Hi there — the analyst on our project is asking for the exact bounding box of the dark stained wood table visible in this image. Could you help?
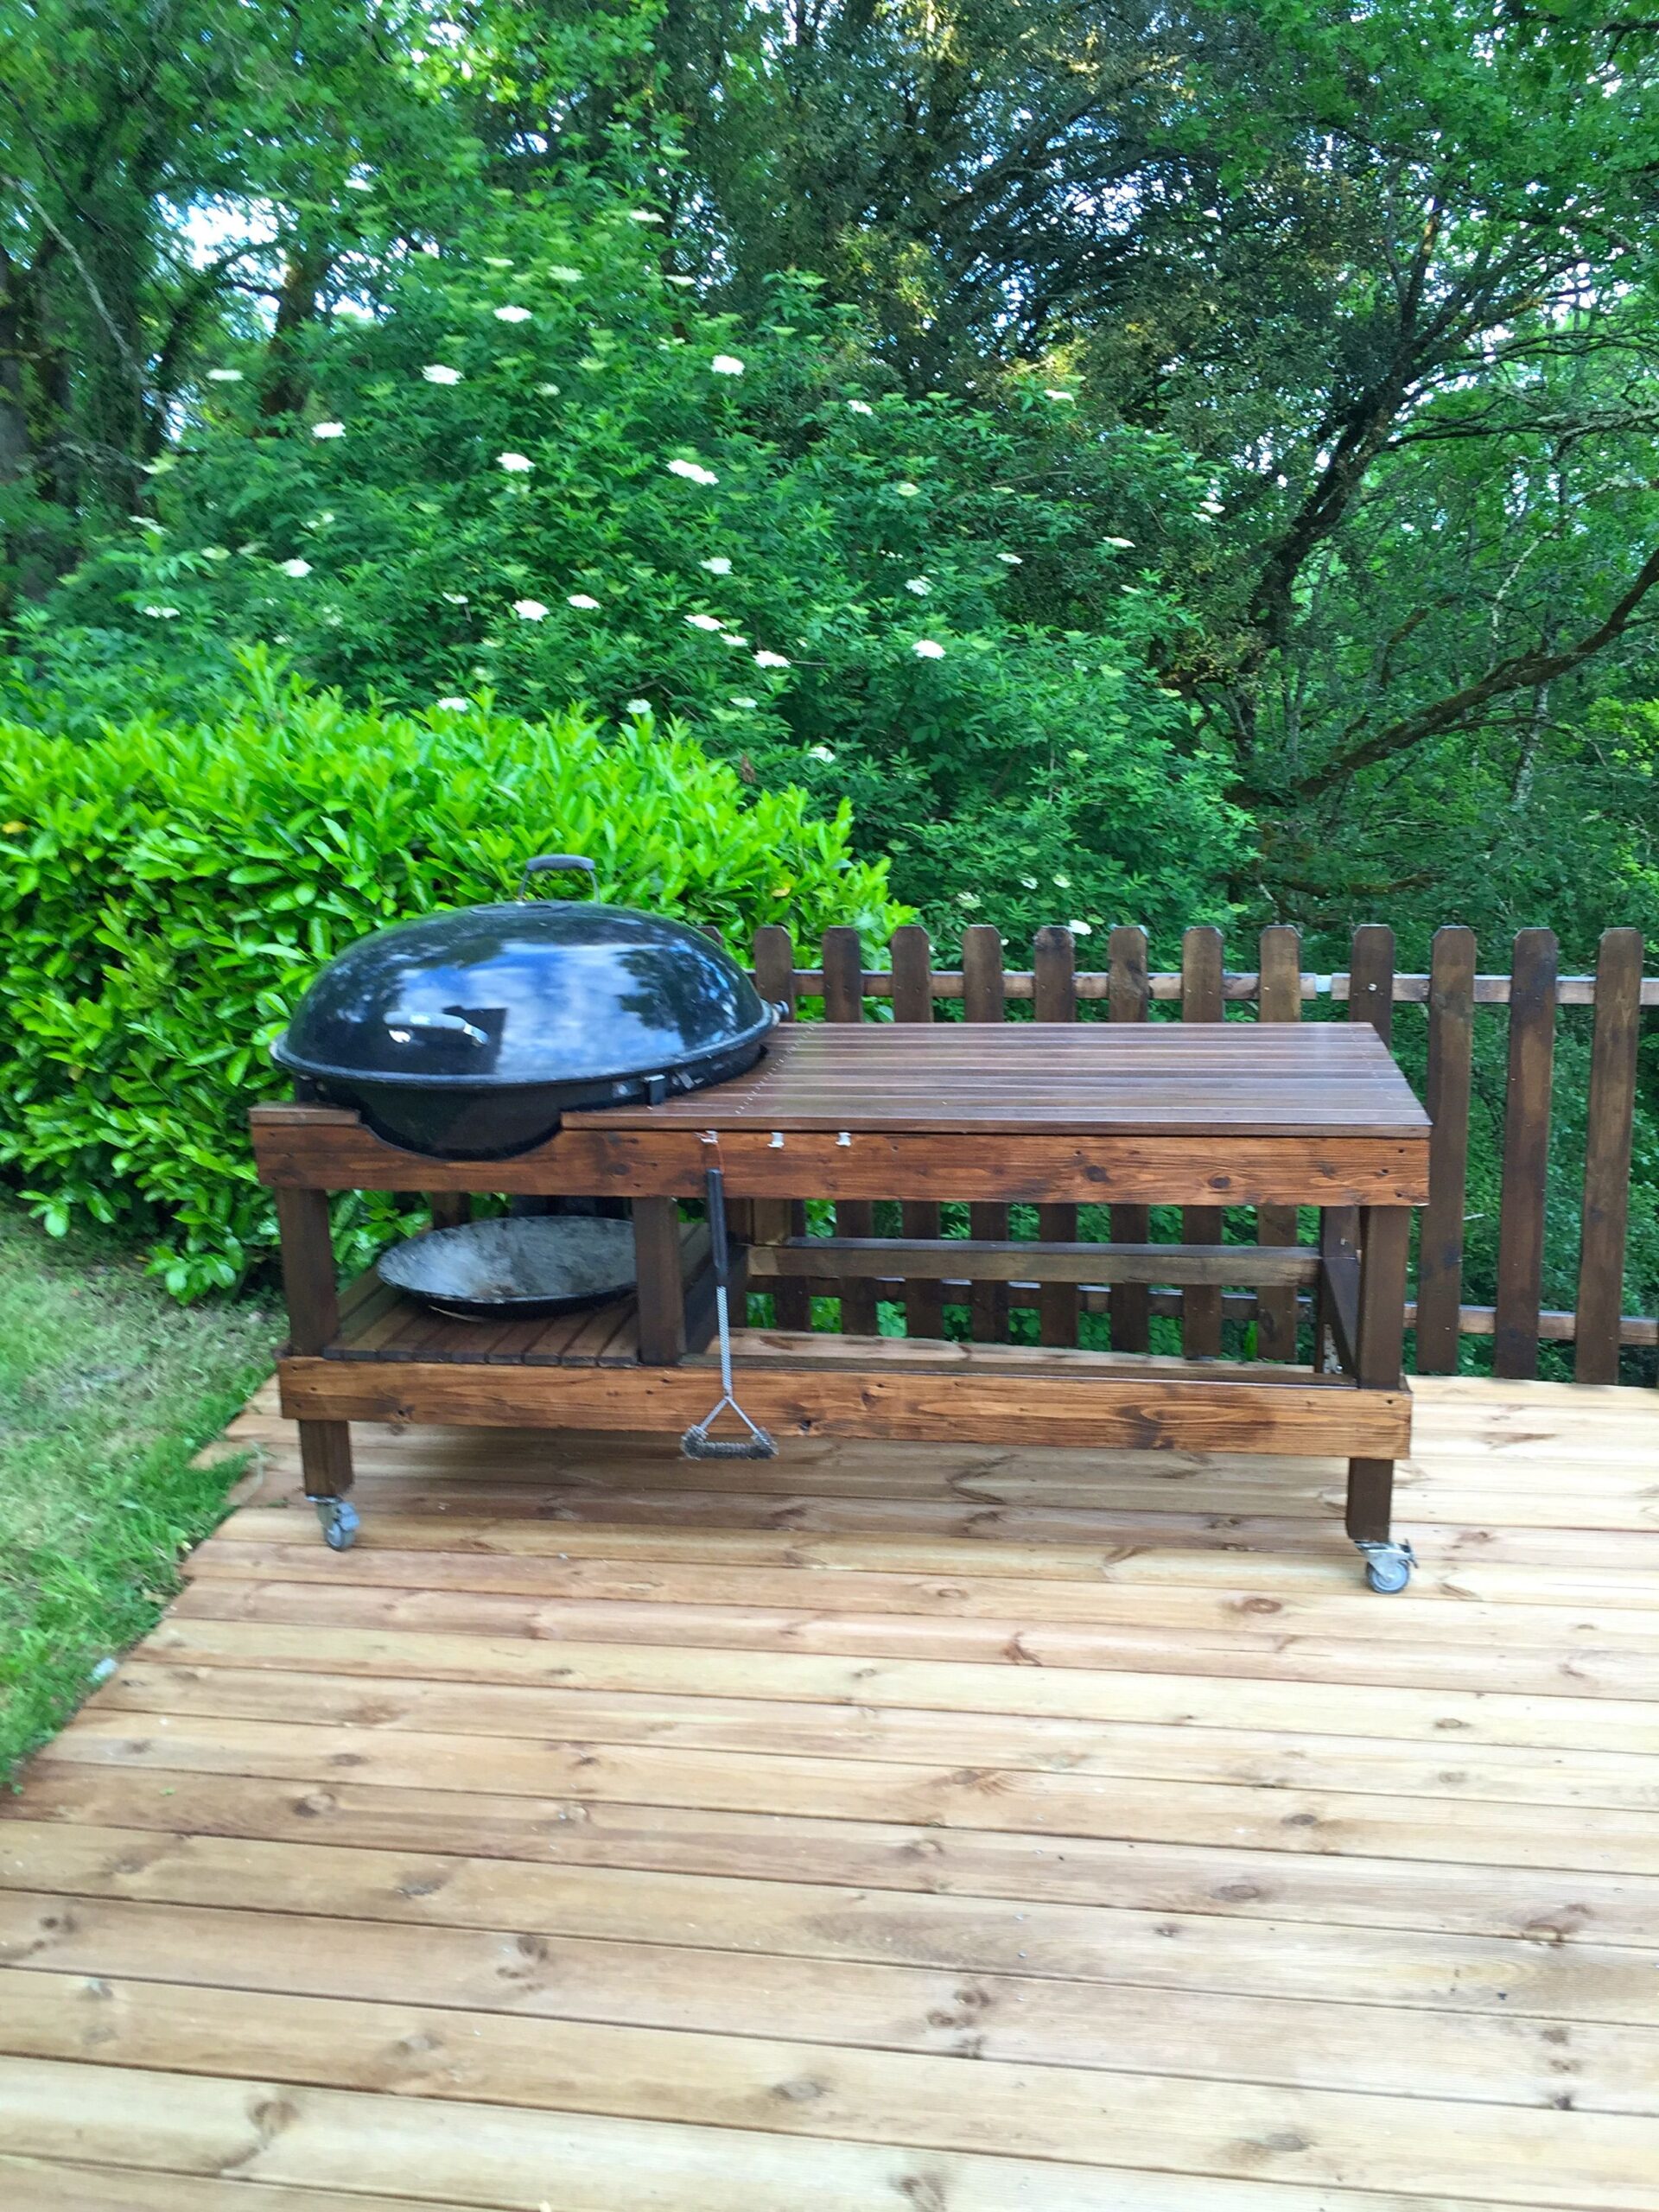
[254,1021,1431,1588]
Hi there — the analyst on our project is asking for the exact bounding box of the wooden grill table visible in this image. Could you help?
[253,1020,1430,1588]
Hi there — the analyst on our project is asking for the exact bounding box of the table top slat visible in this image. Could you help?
[571,1024,1430,1139]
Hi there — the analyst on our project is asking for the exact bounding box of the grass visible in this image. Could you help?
[0,1204,276,1780]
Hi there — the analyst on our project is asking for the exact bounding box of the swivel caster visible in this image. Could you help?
[1357,1539,1414,1594]
[315,1497,360,1552]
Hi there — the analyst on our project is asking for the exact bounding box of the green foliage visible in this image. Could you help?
[0,666,903,1296]
[34,203,1248,940]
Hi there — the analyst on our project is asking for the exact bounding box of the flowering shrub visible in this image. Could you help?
[29,199,1247,945]
[0,667,902,1295]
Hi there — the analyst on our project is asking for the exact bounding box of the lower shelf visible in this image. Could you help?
[279,1332,1410,1458]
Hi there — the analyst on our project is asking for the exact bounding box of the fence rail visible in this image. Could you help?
[733,922,1654,1386]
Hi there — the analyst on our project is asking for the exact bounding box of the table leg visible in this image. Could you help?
[1346,1205,1413,1592]
[276,1187,358,1551]
[634,1198,687,1366]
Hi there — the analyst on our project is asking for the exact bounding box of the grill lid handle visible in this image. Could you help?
[385,1010,490,1048]
[518,854,596,900]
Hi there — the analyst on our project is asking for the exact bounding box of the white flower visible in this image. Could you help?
[436,696,469,711]
[628,209,664,224]
[567,593,601,610]
[422,365,462,385]
[1069,919,1093,935]
[666,458,718,486]
[1198,498,1224,515]
[664,273,696,288]
[753,649,790,668]
[534,382,560,397]
[312,422,346,440]
[279,558,313,578]
[847,399,874,416]
[808,744,836,762]
[1044,387,1076,402]
[625,698,652,715]
[710,353,744,376]
[905,577,931,596]
[493,305,533,324]
[303,511,335,529]
[895,481,920,497]
[1052,874,1071,889]
[512,598,549,620]
[1019,875,1039,889]
[957,891,981,908]
[720,632,747,647]
[685,613,724,632]
[141,604,180,619]
[699,556,732,575]
[729,694,758,709]
[912,639,945,659]
[997,552,1023,565]
[442,591,469,605]
[201,545,231,561]
[206,368,243,384]
[497,451,534,473]
[1105,536,1135,549]
[548,265,582,283]
[483,256,513,269]
[130,516,164,534]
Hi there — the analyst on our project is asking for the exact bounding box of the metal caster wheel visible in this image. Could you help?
[315,1498,360,1552]
[1357,1540,1414,1594]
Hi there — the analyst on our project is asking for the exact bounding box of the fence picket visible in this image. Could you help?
[1494,928,1559,1380]
[963,925,1009,1342]
[891,925,944,1338]
[752,925,810,1331]
[733,920,1649,1383]
[820,927,880,1335]
[1033,926,1079,1347]
[1179,926,1225,1356]
[1255,925,1301,1360]
[1348,923,1396,1047]
[1575,928,1644,1385]
[1415,925,1477,1373]
[1107,925,1151,1353]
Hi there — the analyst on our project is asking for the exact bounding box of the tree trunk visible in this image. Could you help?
[260,238,334,423]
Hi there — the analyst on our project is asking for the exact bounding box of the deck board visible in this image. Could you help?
[3,1375,1657,2209]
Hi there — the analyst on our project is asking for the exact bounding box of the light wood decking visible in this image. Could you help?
[2,1373,1657,2209]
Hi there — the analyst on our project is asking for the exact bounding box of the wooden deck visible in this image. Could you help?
[3,1374,1658,2209]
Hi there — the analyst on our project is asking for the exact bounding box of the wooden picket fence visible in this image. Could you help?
[737,919,1656,1385]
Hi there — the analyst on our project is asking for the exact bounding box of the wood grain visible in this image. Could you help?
[1575,929,1643,1384]
[1107,925,1152,1351]
[1179,926,1224,1356]
[820,928,878,1334]
[1415,923,1477,1372]
[890,925,944,1338]
[750,924,810,1330]
[962,925,1009,1342]
[1033,925,1080,1348]
[1254,925,1302,1360]
[276,1352,1411,1453]
[1495,928,1560,1379]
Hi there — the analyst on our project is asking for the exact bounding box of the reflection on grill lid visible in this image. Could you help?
[272,899,775,1091]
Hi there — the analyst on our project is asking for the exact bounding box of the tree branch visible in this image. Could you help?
[1294,537,1659,796]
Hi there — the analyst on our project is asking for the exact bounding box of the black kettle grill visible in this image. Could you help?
[271,855,778,1158]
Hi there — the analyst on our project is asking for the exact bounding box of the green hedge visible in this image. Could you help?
[0,666,904,1297]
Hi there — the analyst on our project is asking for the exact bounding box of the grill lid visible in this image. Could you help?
[271,856,775,1092]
